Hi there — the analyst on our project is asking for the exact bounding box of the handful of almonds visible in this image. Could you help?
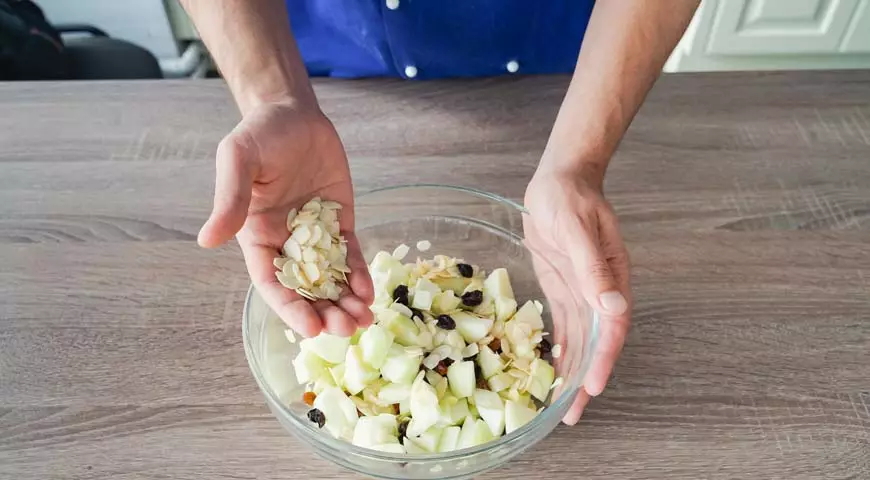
[273,197,350,301]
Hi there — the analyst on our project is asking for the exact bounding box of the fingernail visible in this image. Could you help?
[599,291,627,314]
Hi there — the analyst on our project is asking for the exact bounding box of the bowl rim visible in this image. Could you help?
[242,183,598,462]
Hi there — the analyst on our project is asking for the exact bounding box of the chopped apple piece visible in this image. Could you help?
[477,345,505,379]
[457,416,494,449]
[292,348,328,384]
[446,360,475,399]
[408,372,441,436]
[344,345,379,395]
[312,386,359,439]
[525,358,555,402]
[378,309,420,346]
[473,388,505,436]
[359,324,394,369]
[304,333,351,364]
[505,400,537,434]
[453,311,494,344]
[437,426,462,453]
[380,345,422,385]
[352,414,399,448]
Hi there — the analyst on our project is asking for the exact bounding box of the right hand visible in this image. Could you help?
[198,100,374,337]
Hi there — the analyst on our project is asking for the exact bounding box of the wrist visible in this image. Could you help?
[537,152,608,191]
[233,71,318,118]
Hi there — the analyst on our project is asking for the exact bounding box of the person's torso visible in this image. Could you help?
[286,0,596,78]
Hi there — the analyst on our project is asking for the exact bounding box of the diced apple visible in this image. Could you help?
[378,309,420,346]
[343,345,379,395]
[487,372,514,392]
[500,389,534,409]
[352,414,399,448]
[380,345,422,385]
[411,277,442,311]
[446,360,475,399]
[399,398,411,416]
[504,320,535,359]
[292,348,328,384]
[444,330,466,351]
[513,300,544,331]
[473,389,505,436]
[350,327,365,345]
[378,382,411,404]
[371,443,405,454]
[437,426,461,453]
[403,437,427,454]
[431,290,461,314]
[312,386,359,439]
[369,251,408,295]
[327,363,345,388]
[432,276,471,295]
[305,333,351,364]
[359,324,394,369]
[441,398,469,426]
[453,311,494,344]
[505,400,538,434]
[525,358,555,402]
[457,416,494,449]
[411,426,443,452]
[408,372,441,436]
[477,345,505,379]
[484,268,518,322]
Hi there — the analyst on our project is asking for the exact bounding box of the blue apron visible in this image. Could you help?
[286,0,596,78]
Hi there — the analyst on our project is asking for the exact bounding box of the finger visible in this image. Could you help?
[583,313,629,397]
[198,134,258,248]
[337,292,374,328]
[565,215,628,317]
[342,231,375,305]
[313,300,358,337]
[583,213,632,397]
[240,239,322,337]
[562,388,591,425]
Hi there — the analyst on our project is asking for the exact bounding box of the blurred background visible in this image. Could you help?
[1,0,869,81]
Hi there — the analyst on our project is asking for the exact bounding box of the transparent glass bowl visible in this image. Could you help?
[243,185,598,480]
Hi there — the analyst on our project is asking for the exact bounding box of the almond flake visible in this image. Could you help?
[422,353,442,370]
[283,237,303,261]
[292,263,311,288]
[392,243,410,261]
[302,247,318,263]
[309,224,324,246]
[291,225,312,245]
[321,200,342,210]
[302,262,321,283]
[301,198,322,214]
[390,302,414,318]
[285,208,298,231]
[284,328,297,344]
[273,256,288,269]
[416,240,432,252]
[551,344,563,359]
[550,377,564,390]
[461,343,479,358]
[276,271,299,289]
[533,300,544,314]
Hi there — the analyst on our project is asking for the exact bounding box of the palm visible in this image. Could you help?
[201,102,373,337]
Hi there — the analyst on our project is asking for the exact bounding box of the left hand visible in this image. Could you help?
[524,164,631,425]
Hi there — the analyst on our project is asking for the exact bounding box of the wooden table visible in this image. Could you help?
[1,72,869,479]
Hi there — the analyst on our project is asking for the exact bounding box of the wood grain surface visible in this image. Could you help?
[1,71,869,479]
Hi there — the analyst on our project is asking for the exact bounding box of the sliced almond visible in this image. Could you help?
[284,328,297,344]
[291,225,312,245]
[551,344,562,359]
[276,271,299,289]
[283,237,303,261]
[273,256,288,269]
[285,208,298,231]
[422,353,442,370]
[461,342,479,358]
[302,246,318,263]
[550,377,564,390]
[302,262,321,283]
[321,200,342,210]
[392,243,410,261]
[533,300,544,314]
[416,240,432,252]
[301,198,322,214]
[309,223,324,246]
[291,263,311,288]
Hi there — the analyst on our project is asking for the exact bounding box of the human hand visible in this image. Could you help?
[524,165,631,425]
[198,100,374,337]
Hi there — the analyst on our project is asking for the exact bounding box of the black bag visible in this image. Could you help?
[0,0,70,80]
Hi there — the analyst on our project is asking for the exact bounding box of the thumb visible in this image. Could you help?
[198,135,257,248]
[566,217,628,316]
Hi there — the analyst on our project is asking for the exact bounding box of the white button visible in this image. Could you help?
[506,60,519,73]
[386,0,399,10]
[404,65,418,78]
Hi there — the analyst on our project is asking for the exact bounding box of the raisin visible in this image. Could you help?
[393,403,401,415]
[398,419,410,439]
[461,290,484,307]
[410,308,424,321]
[539,338,552,355]
[477,375,489,390]
[307,408,326,429]
[436,314,456,330]
[456,263,474,278]
[434,358,454,376]
[302,391,317,406]
[488,337,502,354]
[392,285,409,306]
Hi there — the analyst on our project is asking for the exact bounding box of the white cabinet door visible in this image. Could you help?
[707,0,864,54]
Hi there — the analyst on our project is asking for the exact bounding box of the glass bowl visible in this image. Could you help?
[243,185,598,479]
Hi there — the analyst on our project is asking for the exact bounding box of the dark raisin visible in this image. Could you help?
[410,308,424,321]
[456,263,474,278]
[474,363,484,384]
[539,338,552,354]
[393,403,401,415]
[477,375,488,390]
[307,408,326,429]
[461,290,484,307]
[392,285,409,306]
[436,314,456,330]
[434,358,454,376]
[398,419,410,439]
[488,337,502,354]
